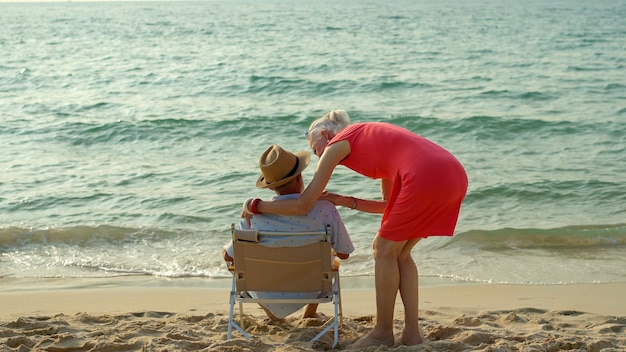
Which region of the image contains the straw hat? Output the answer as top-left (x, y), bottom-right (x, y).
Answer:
top-left (256, 144), bottom-right (310, 188)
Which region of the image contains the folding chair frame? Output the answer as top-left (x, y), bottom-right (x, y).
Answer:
top-left (226, 224), bottom-right (342, 348)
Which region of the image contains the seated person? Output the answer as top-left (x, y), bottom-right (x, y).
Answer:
top-left (222, 144), bottom-right (354, 322)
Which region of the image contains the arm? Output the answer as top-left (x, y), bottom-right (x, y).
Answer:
top-left (319, 176), bottom-right (392, 213)
top-left (222, 246), bottom-right (234, 263)
top-left (320, 192), bottom-right (388, 214)
top-left (334, 250), bottom-right (350, 260)
top-left (257, 140), bottom-right (351, 215)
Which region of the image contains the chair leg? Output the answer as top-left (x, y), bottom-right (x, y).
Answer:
top-left (228, 284), bottom-right (252, 339)
top-left (336, 272), bottom-right (343, 326)
top-left (311, 306), bottom-right (339, 348)
top-left (311, 276), bottom-right (341, 348)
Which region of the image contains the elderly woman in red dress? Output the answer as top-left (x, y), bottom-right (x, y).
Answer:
top-left (245, 110), bottom-right (468, 348)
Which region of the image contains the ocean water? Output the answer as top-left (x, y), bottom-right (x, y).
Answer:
top-left (1, 0), bottom-right (625, 290)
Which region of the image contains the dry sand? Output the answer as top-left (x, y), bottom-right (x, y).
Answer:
top-left (1, 281), bottom-right (624, 351)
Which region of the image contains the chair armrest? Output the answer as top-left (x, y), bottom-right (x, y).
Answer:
top-left (233, 228), bottom-right (259, 242)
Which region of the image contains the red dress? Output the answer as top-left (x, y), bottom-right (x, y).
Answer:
top-left (329, 122), bottom-right (468, 241)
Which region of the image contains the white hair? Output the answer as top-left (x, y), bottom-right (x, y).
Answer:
top-left (307, 110), bottom-right (351, 142)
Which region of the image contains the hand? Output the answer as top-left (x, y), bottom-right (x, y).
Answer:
top-left (240, 211), bottom-right (252, 227)
top-left (318, 191), bottom-right (341, 204)
top-left (241, 199), bottom-right (253, 227)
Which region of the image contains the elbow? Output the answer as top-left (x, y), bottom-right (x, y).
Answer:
top-left (294, 207), bottom-right (309, 216)
top-left (293, 199), bottom-right (313, 215)
top-left (222, 247), bottom-right (233, 262)
top-left (336, 253), bottom-right (350, 260)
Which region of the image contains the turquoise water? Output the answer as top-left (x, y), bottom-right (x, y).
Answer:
top-left (1, 0), bottom-right (625, 288)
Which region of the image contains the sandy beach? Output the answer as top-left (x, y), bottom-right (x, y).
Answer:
top-left (1, 280), bottom-right (624, 351)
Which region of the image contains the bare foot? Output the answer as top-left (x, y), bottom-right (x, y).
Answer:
top-left (269, 317), bottom-right (288, 324)
top-left (400, 328), bottom-right (424, 345)
top-left (302, 311), bottom-right (328, 320)
top-left (346, 331), bottom-right (394, 350)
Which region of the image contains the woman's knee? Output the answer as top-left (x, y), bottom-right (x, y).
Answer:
top-left (397, 239), bottom-right (420, 262)
top-left (397, 253), bottom-right (416, 267)
top-left (373, 235), bottom-right (404, 260)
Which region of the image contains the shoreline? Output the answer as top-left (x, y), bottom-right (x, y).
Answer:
top-left (0, 275), bottom-right (470, 293)
top-left (5, 274), bottom-right (621, 291)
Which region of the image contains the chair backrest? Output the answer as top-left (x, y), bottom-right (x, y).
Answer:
top-left (231, 226), bottom-right (333, 293)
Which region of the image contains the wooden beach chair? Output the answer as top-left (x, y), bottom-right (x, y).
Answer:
top-left (226, 224), bottom-right (343, 348)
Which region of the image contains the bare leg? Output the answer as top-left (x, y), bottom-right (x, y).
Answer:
top-left (302, 304), bottom-right (323, 319)
top-left (398, 239), bottom-right (424, 345)
top-left (347, 236), bottom-right (405, 349)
